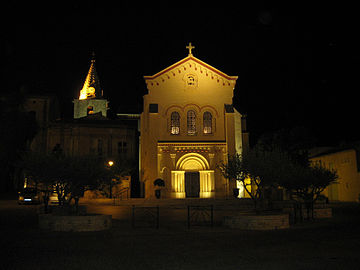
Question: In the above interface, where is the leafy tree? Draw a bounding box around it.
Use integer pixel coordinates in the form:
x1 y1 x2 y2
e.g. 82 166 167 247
22 151 119 212
219 144 337 217
219 147 291 211
64 156 113 208
256 126 316 167
21 152 63 212
279 163 338 219
99 158 136 198
254 127 337 219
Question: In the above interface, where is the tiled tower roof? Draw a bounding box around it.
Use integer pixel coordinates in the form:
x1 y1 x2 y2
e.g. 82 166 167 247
79 52 102 100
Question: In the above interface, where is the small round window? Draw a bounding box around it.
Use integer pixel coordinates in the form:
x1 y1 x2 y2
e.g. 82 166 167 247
184 74 197 87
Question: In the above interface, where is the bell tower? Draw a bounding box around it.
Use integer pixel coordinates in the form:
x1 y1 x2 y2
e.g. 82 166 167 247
73 52 109 119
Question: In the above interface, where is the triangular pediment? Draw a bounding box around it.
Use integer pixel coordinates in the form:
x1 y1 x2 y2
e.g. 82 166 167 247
143 55 238 83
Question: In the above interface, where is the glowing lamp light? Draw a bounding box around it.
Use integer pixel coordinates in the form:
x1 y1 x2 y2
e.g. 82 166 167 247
108 161 114 167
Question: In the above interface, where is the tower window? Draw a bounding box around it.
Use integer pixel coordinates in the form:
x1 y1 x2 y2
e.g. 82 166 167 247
170 112 180 135
87 106 94 115
149 103 158 113
187 110 196 135
203 111 212 134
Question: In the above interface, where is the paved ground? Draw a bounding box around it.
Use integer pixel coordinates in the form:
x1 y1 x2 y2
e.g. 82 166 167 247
1 200 360 270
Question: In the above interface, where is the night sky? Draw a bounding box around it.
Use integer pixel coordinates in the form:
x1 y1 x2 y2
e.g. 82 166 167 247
4 2 360 145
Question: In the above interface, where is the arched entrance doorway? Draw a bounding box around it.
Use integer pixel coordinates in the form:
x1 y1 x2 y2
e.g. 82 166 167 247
171 153 214 198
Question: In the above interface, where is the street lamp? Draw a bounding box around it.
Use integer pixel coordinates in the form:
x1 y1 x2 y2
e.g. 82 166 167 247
107 160 114 198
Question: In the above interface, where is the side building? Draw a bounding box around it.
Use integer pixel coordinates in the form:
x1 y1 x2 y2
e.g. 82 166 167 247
310 148 360 202
23 94 60 153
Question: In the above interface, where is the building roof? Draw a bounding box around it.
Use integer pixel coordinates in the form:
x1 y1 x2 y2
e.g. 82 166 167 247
49 116 138 128
309 147 355 158
143 55 238 82
79 52 103 100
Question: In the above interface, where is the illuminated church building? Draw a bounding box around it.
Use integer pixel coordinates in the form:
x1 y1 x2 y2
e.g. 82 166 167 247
25 45 248 199
23 46 360 202
140 43 248 199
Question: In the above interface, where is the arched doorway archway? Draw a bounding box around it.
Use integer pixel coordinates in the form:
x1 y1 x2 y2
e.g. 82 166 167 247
176 153 209 171
171 153 214 198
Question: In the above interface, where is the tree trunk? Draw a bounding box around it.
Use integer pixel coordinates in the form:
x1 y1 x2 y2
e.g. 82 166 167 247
74 197 79 215
43 194 49 213
109 180 113 199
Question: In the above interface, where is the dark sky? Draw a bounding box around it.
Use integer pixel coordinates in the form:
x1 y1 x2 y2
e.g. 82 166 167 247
3 2 360 145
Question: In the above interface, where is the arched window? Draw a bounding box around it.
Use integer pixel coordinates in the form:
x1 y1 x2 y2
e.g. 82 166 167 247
87 106 94 115
187 110 196 135
203 111 212 134
170 112 180 135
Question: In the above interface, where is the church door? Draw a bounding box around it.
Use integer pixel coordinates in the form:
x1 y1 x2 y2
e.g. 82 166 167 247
185 172 200 198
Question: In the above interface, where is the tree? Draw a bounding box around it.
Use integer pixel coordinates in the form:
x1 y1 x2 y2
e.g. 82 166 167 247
219 147 291 211
99 158 136 198
279 163 338 219
254 127 337 219
219 147 337 218
64 155 114 208
22 151 118 212
21 152 63 212
256 126 316 167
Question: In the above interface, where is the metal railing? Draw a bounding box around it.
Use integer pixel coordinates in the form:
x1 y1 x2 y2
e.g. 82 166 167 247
187 205 214 229
113 187 130 205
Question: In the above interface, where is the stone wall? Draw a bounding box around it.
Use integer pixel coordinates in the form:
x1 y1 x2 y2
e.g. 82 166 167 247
39 214 112 232
282 207 332 219
312 208 332 218
224 214 289 230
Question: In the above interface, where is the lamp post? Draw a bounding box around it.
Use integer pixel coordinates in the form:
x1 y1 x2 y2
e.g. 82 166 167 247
108 160 114 198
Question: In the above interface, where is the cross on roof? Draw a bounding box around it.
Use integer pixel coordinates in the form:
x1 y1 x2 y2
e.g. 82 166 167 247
186 42 195 56
91 51 96 63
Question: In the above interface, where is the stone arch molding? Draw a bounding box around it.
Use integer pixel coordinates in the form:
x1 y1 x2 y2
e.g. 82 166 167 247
176 153 210 171
165 104 219 118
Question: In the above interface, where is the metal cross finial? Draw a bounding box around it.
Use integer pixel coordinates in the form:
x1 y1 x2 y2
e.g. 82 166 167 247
91 51 96 63
186 42 195 55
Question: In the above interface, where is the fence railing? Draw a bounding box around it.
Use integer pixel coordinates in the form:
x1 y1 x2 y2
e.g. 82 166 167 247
130 205 215 229
113 188 130 205
187 205 214 229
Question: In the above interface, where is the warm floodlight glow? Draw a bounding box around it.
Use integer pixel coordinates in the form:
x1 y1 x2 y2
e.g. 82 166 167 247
237 177 252 198
79 53 100 100
79 82 96 100
108 161 114 167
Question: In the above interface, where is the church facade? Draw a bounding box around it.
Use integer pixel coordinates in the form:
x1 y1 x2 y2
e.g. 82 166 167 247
140 44 248 199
